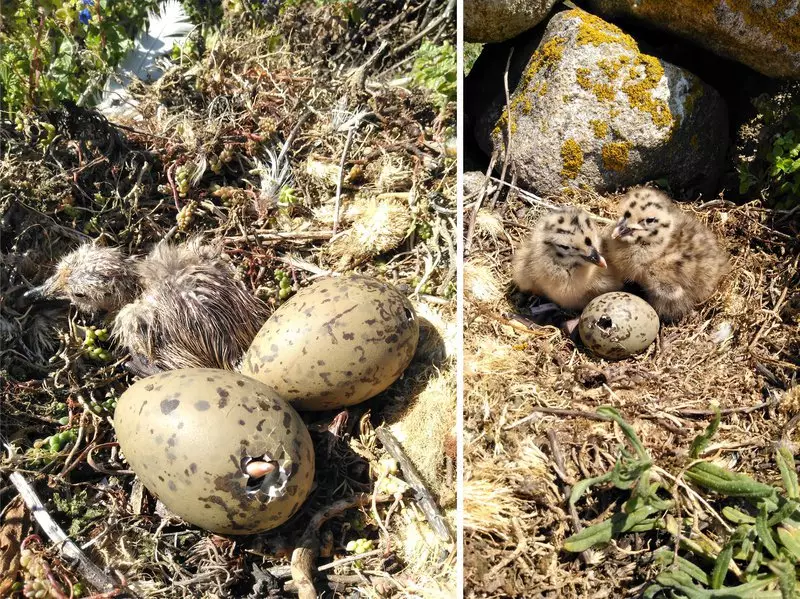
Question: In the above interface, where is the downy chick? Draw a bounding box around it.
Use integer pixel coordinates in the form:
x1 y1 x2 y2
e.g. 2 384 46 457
607 187 729 322
27 238 270 373
512 207 622 310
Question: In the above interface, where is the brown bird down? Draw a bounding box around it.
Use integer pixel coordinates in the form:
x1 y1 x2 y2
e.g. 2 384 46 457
512 207 623 311
35 238 269 372
607 187 730 322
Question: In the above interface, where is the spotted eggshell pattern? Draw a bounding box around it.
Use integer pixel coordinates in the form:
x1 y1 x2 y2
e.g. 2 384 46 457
240 275 419 411
578 292 659 359
114 368 315 535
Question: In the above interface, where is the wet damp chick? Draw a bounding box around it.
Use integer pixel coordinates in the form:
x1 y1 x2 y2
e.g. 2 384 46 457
28 237 270 373
512 207 623 310
607 186 729 322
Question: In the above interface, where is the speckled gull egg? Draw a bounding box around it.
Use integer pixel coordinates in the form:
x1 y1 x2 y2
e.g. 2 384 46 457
578 292 659 359
240 274 419 411
114 368 315 535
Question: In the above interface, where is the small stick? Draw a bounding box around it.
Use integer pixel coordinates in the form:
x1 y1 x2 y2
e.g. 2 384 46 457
547 430 591 565
226 231 334 244
505 405 612 430
672 400 775 417
389 0 455 57
4 469 125 595
333 126 357 235
317 548 383 572
488 48 514 212
375 427 453 543
464 154 498 253
290 493 392 599
485 517 527 578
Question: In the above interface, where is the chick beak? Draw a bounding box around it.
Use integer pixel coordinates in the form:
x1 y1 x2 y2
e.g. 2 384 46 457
612 219 630 239
23 285 47 300
24 272 64 301
612 218 643 239
585 248 608 269
245 460 277 479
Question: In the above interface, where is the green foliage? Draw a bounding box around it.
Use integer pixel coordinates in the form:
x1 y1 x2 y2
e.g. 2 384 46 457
179 0 223 25
463 42 482 77
564 407 800 598
736 86 800 209
411 40 456 110
766 128 800 198
0 0 160 117
52 489 106 536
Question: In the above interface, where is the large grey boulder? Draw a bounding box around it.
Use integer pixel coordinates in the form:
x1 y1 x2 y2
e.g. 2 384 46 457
587 0 800 79
465 0 558 43
472 8 728 198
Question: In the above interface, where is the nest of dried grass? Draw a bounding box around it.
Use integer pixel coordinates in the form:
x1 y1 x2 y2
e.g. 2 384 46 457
464 183 799 597
0 2 456 596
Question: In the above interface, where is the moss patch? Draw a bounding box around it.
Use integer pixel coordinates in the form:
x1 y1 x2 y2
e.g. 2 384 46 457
601 141 632 172
590 120 609 138
561 139 584 179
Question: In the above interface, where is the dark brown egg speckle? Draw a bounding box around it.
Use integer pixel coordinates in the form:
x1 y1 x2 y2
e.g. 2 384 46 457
579 292 659 359
114 368 314 535
240 275 419 411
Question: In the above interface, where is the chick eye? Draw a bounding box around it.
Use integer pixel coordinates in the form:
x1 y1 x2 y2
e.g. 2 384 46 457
73 292 87 298
644 217 658 225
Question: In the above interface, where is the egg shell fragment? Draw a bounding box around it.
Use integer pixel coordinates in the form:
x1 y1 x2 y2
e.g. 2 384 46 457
240 274 419 411
114 368 315 535
578 292 659 359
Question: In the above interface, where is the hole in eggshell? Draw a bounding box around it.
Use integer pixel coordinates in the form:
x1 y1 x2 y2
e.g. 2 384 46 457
404 307 414 321
597 316 613 330
241 455 280 493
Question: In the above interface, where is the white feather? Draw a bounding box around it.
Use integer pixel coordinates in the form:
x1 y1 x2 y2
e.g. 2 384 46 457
97 0 193 118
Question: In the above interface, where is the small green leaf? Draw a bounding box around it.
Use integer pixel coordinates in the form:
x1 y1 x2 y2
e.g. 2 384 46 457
710 538 734 589
756 502 779 559
775 444 799 500
723 507 756 525
568 471 613 507
690 408 721 459
776 525 800 561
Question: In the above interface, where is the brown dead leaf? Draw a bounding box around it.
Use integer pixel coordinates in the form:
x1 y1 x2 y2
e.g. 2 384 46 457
0 495 29 596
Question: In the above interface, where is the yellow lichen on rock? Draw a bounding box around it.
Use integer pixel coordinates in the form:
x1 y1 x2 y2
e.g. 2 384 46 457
597 56 630 79
601 141 632 172
560 139 584 179
570 8 637 51
567 8 674 131
576 67 617 102
493 36 567 140
590 119 609 138
621 54 672 129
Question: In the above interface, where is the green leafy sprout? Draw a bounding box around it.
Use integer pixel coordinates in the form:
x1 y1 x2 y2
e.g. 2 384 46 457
564 407 800 598
411 40 456 111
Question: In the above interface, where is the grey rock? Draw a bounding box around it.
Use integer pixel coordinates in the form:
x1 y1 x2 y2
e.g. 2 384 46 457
465 0 558 43
471 8 728 198
463 171 490 199
587 0 800 78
